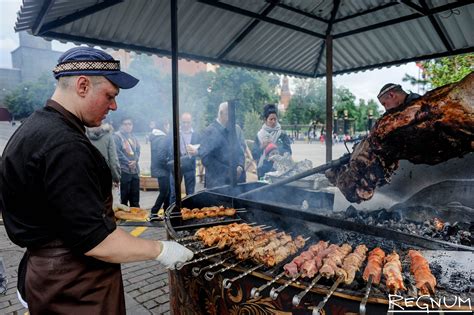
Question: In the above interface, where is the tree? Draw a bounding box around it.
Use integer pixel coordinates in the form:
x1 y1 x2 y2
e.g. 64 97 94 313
4 73 56 120
403 53 473 90
204 67 280 127
283 78 326 125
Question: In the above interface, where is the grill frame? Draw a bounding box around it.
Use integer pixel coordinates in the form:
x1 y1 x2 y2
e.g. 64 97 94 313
165 189 473 314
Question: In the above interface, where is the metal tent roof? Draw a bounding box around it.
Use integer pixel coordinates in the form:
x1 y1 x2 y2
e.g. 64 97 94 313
14 0 474 78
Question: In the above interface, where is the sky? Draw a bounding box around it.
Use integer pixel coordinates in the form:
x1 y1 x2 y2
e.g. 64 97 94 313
0 0 421 102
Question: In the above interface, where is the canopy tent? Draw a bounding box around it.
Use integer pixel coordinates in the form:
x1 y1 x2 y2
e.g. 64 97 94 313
14 0 474 207
15 0 473 77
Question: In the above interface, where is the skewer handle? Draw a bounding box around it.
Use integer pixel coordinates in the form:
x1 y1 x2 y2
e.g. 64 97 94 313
175 249 232 270
204 260 241 281
191 256 230 276
223 264 263 289
312 276 343 315
292 274 322 306
269 272 301 300
250 271 286 299
359 275 373 315
175 235 196 242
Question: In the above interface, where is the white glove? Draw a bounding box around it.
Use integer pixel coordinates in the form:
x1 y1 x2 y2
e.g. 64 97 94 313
155 241 194 269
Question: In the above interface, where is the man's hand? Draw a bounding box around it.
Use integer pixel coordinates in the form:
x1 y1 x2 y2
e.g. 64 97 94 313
155 241 194 269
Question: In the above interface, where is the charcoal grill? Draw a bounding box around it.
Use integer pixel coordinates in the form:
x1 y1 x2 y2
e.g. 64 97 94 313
165 190 473 315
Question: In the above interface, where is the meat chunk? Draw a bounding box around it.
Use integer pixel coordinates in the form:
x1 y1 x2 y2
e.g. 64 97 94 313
327 72 474 203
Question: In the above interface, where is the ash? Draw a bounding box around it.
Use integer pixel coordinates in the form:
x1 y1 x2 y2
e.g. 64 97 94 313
332 206 473 247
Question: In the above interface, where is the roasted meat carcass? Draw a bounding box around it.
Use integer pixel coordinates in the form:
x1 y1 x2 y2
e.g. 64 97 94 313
326 72 474 203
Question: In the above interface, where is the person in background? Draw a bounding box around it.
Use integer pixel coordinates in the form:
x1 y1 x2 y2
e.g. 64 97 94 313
252 104 292 179
169 112 199 204
86 121 121 185
149 119 171 220
377 83 421 111
145 120 156 144
114 117 140 207
198 102 245 188
0 47 193 314
257 142 280 178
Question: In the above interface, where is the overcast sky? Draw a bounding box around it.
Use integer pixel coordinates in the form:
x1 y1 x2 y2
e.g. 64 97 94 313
0 0 421 102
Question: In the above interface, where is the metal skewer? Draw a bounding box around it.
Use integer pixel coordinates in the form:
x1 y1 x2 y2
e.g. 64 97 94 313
312 276 344 315
250 270 286 299
359 274 373 315
170 209 248 219
204 260 243 281
175 249 232 270
192 245 218 255
269 272 302 300
222 264 264 289
192 256 231 277
424 282 444 315
292 274 322 306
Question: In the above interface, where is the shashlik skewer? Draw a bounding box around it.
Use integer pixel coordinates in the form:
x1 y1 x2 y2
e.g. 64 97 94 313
176 206 246 220
175 249 232 270
383 252 407 293
249 241 328 300
312 245 366 313
408 250 437 295
291 241 332 305
360 247 386 315
223 264 264 289
205 260 243 281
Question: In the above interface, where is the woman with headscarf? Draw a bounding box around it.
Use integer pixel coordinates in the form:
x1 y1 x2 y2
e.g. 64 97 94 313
252 104 292 179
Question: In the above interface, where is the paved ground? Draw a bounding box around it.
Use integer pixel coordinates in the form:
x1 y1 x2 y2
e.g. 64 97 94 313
0 121 347 314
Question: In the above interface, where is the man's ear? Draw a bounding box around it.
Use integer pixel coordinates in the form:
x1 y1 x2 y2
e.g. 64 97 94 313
76 76 91 97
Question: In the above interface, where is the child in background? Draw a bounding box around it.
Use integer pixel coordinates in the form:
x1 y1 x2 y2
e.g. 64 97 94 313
257 143 280 179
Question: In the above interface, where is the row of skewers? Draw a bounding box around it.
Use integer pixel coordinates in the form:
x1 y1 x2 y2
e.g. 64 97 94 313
174 206 245 220
174 223 438 314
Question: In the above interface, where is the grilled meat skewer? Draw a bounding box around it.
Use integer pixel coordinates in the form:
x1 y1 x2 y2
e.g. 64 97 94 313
383 252 406 293
408 250 437 295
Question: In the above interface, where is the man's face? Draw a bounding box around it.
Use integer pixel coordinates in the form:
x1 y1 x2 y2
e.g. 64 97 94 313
181 113 192 132
378 92 399 111
121 119 133 133
83 77 119 127
219 106 229 127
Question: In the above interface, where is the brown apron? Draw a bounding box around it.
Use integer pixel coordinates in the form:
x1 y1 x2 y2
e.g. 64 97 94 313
24 196 125 314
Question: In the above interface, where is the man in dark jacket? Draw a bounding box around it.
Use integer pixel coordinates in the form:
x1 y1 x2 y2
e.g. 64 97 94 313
199 102 245 188
169 112 200 204
149 120 171 218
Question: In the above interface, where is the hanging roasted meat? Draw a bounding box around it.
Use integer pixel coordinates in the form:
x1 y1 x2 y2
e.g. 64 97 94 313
326 72 474 203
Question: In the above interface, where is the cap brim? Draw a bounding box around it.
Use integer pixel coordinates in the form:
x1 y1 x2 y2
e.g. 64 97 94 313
105 71 139 89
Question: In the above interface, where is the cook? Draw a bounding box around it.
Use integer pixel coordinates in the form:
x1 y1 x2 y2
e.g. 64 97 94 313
0 47 193 314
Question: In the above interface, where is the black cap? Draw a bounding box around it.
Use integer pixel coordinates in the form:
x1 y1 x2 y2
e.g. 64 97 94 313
53 47 139 89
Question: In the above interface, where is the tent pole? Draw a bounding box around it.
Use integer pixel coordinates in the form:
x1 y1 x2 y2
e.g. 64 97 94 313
171 0 182 209
325 35 333 162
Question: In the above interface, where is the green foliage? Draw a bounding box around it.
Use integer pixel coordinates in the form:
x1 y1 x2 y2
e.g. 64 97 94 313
403 53 473 90
282 79 326 125
243 110 262 140
204 67 280 127
4 73 56 119
421 53 473 88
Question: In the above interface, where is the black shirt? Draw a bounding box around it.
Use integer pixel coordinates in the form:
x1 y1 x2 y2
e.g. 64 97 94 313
0 100 116 253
